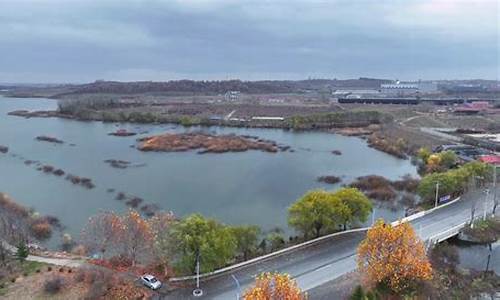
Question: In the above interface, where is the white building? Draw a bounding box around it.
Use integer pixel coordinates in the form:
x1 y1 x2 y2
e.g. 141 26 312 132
381 81 438 96
224 91 240 101
251 116 285 121
332 89 381 100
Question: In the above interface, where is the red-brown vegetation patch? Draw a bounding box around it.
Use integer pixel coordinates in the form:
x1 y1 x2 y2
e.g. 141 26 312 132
137 132 281 154
349 175 416 202
350 175 392 191
365 186 397 201
125 197 143 208
53 168 65 176
30 220 53 240
109 129 137 136
89 258 167 280
391 175 420 193
65 174 95 189
35 135 64 144
41 165 54 173
317 175 342 184
105 282 152 299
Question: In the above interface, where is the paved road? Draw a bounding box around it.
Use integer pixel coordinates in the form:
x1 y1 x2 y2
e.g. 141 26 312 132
160 188 496 299
420 127 462 143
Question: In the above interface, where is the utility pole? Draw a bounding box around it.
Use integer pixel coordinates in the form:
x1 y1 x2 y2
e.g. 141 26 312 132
371 207 376 226
483 189 489 220
485 243 492 273
470 200 476 228
470 176 477 227
434 182 440 208
493 166 498 215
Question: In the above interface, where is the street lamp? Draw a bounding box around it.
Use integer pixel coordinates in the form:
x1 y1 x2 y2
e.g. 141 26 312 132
493 165 498 215
193 253 203 297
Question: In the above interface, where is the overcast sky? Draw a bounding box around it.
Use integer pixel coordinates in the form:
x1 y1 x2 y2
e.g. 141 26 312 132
0 0 498 83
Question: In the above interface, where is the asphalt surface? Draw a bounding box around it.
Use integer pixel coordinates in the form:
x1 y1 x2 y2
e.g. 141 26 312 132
158 187 497 300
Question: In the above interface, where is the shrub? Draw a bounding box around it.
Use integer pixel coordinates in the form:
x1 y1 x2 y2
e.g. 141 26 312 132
391 176 420 193
74 270 85 283
429 243 459 271
317 175 341 184
366 186 396 201
61 233 74 252
30 220 52 240
350 285 365 300
71 245 87 256
44 276 64 294
83 270 114 299
16 241 29 262
109 255 133 269
266 232 285 252
350 175 392 191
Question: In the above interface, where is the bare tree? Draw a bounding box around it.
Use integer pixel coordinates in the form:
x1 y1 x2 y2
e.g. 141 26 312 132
80 211 124 258
119 210 154 266
0 193 31 244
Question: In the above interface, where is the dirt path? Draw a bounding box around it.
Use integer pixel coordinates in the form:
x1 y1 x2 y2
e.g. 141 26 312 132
25 255 84 268
2 239 85 268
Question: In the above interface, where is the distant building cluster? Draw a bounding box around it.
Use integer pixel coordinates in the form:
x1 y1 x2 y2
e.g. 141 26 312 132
453 101 495 115
380 81 438 96
332 80 438 99
225 91 240 101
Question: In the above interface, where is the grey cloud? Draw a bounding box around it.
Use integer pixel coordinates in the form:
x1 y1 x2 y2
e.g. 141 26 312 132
0 0 498 82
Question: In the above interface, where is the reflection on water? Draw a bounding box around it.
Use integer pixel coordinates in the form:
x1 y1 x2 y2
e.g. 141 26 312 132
0 96 418 247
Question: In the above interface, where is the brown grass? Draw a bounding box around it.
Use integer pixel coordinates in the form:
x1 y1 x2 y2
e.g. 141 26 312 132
366 187 397 201
350 175 392 191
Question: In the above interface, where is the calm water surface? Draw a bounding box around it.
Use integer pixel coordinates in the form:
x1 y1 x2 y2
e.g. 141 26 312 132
456 241 500 275
0 96 418 244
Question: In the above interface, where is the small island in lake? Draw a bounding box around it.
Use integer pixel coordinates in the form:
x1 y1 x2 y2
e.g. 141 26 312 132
36 135 64 144
137 132 282 154
109 129 137 137
317 175 342 184
0 145 8 153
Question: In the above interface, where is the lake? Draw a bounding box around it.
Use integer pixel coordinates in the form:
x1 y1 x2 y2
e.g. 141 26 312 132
0 96 418 246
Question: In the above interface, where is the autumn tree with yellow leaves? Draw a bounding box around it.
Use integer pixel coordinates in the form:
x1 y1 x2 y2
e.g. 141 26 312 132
357 219 432 295
243 272 306 300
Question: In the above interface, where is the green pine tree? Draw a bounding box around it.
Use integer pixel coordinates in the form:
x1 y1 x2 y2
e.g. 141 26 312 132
16 241 29 262
350 285 365 300
366 291 378 300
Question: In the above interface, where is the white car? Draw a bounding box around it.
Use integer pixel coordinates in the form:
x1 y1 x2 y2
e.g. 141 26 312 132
141 274 162 290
